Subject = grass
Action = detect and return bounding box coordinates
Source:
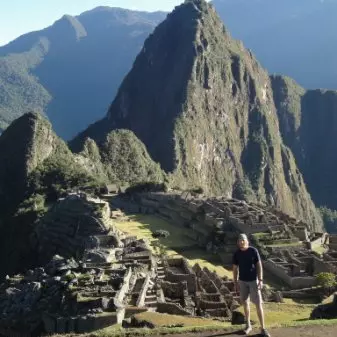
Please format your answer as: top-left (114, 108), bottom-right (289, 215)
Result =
top-left (283, 297), bottom-right (321, 305)
top-left (51, 316), bottom-right (337, 337)
top-left (237, 302), bottom-right (315, 326)
top-left (132, 312), bottom-right (230, 327)
top-left (312, 245), bottom-right (328, 255)
top-left (113, 214), bottom-right (196, 250)
top-left (52, 324), bottom-right (239, 337)
top-left (113, 214), bottom-right (233, 278)
top-left (252, 232), bottom-right (269, 239)
top-left (265, 242), bottom-right (302, 247)
top-left (173, 248), bottom-right (233, 278)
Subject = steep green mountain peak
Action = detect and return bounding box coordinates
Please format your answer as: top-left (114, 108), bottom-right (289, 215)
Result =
top-left (72, 0), bottom-right (322, 230)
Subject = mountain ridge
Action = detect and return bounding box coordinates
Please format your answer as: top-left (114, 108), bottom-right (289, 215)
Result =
top-left (0, 7), bottom-right (166, 138)
top-left (271, 75), bottom-right (337, 210)
top-left (71, 0), bottom-right (323, 231)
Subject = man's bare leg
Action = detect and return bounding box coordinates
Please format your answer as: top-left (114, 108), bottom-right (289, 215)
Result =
top-left (256, 303), bottom-right (270, 336)
top-left (243, 300), bottom-right (252, 334)
top-left (255, 302), bottom-right (265, 329)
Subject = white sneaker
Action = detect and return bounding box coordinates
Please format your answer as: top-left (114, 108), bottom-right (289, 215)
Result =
top-left (244, 325), bottom-right (252, 335)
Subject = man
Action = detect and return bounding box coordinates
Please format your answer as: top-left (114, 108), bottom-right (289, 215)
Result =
top-left (232, 233), bottom-right (270, 337)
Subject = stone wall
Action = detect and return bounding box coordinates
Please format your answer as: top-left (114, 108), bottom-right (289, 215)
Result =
top-left (157, 302), bottom-right (191, 316)
top-left (264, 260), bottom-right (316, 289)
top-left (136, 275), bottom-right (151, 307)
top-left (313, 256), bottom-right (333, 274)
top-left (33, 194), bottom-right (111, 264)
top-left (292, 227), bottom-right (309, 241)
top-left (329, 235), bottom-right (337, 250)
top-left (164, 259), bottom-right (197, 293)
top-left (0, 327), bottom-right (32, 337)
top-left (115, 268), bottom-right (132, 306)
top-left (161, 281), bottom-right (187, 298)
top-left (43, 312), bottom-right (119, 334)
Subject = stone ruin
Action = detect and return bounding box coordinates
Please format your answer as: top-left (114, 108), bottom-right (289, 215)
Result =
top-left (111, 191), bottom-right (324, 264)
top-left (328, 234), bottom-right (337, 251)
top-left (263, 248), bottom-right (331, 289)
top-left (109, 191), bottom-right (337, 297)
top-left (1, 190), bottom-right (336, 335)
top-left (0, 192), bottom-right (242, 336)
top-left (31, 192), bottom-right (113, 265)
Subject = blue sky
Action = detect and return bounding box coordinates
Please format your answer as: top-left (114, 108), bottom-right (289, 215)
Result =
top-left (0, 0), bottom-right (186, 46)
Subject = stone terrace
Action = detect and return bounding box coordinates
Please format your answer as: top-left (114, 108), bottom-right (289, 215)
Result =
top-left (0, 191), bottom-right (333, 335)
top-left (108, 191), bottom-right (337, 294)
top-left (0, 193), bottom-right (241, 335)
top-left (110, 192), bottom-right (320, 265)
top-left (264, 248), bottom-right (335, 289)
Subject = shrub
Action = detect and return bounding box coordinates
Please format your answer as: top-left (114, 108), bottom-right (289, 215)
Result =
top-left (125, 182), bottom-right (168, 195)
top-left (152, 230), bottom-right (170, 238)
top-left (28, 154), bottom-right (104, 202)
top-left (319, 206), bottom-right (337, 233)
top-left (316, 272), bottom-right (337, 295)
top-left (189, 187), bottom-right (204, 195)
top-left (152, 241), bottom-right (168, 258)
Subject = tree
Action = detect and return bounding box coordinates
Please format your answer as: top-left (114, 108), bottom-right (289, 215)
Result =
top-left (316, 272), bottom-right (337, 296)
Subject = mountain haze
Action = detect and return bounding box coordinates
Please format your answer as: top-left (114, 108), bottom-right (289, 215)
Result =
top-left (72, 0), bottom-right (323, 231)
top-left (2, 0), bottom-right (337, 140)
top-left (0, 7), bottom-right (166, 139)
top-left (272, 76), bottom-right (337, 210)
top-left (212, 0), bottom-right (337, 90)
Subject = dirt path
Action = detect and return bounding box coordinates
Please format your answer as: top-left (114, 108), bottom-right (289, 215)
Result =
top-left (151, 325), bottom-right (336, 337)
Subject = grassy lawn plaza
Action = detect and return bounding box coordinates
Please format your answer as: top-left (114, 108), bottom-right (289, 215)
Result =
top-left (51, 311), bottom-right (337, 337)
top-left (113, 214), bottom-right (233, 278)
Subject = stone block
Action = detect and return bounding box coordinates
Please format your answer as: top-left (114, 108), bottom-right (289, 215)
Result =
top-left (43, 314), bottom-right (56, 334)
top-left (56, 316), bottom-right (67, 333)
top-left (77, 316), bottom-right (91, 333)
top-left (68, 317), bottom-right (77, 332)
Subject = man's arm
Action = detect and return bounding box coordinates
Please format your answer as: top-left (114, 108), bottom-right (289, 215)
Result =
top-left (232, 251), bottom-right (239, 293)
top-left (233, 264), bottom-right (239, 282)
top-left (256, 257), bottom-right (264, 290)
top-left (233, 264), bottom-right (239, 293)
top-left (256, 260), bottom-right (263, 282)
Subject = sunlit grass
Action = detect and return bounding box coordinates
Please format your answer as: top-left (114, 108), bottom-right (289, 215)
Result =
top-left (238, 302), bottom-right (315, 326)
top-left (113, 214), bottom-right (233, 278)
top-left (132, 312), bottom-right (230, 327)
top-left (113, 214), bottom-right (195, 250)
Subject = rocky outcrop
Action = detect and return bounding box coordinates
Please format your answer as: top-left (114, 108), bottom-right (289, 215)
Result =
top-left (0, 112), bottom-right (69, 213)
top-left (32, 193), bottom-right (111, 265)
top-left (311, 293), bottom-right (337, 320)
top-left (72, 0), bottom-right (322, 231)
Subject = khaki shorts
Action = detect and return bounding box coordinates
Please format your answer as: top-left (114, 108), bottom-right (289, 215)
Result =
top-left (239, 280), bottom-right (263, 305)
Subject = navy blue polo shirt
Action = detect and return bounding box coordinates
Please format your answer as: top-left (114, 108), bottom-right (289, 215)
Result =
top-left (232, 246), bottom-right (261, 282)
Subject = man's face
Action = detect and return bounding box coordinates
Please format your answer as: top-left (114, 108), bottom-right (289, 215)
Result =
top-left (238, 238), bottom-right (248, 250)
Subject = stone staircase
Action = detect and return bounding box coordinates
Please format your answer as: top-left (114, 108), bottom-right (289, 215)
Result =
top-left (157, 260), bottom-right (165, 280)
top-left (144, 283), bottom-right (157, 311)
